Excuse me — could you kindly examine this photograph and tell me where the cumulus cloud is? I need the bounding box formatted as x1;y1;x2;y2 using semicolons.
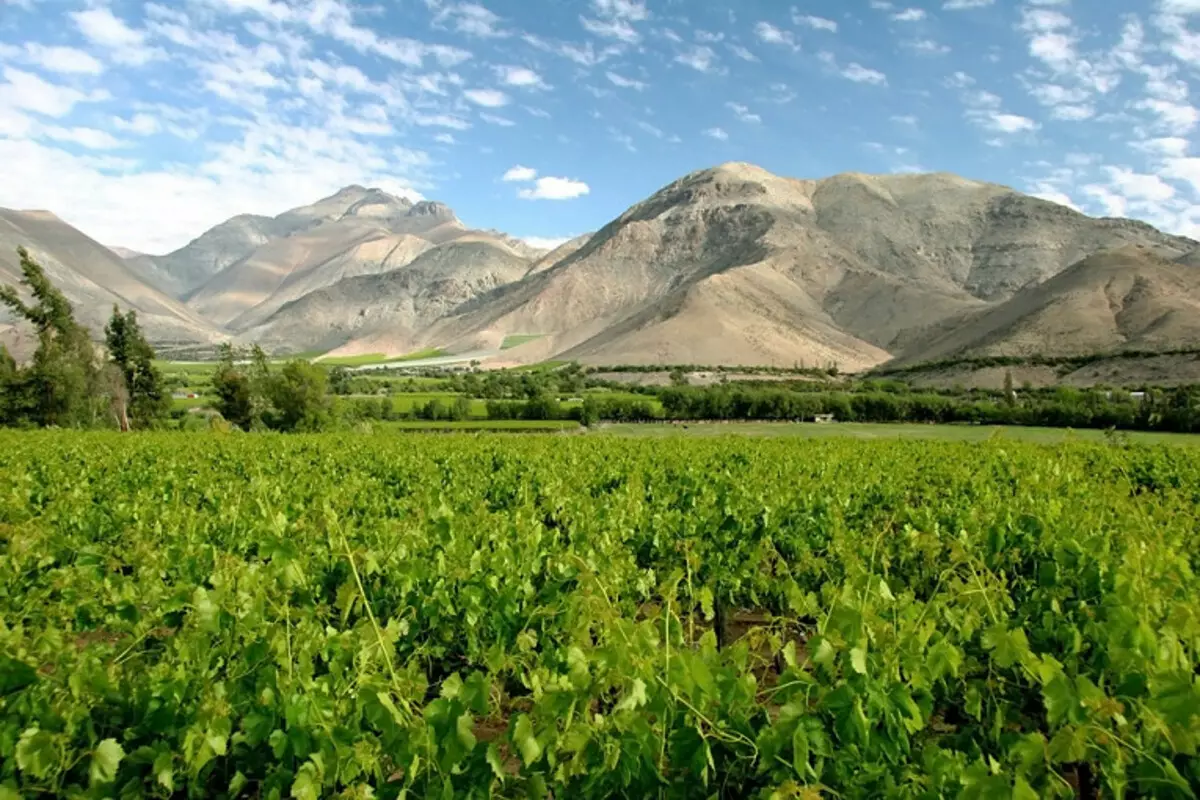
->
704;127;729;140
520;236;572;250
502;165;537;182
494;65;546;88
517;176;590;200
891;8;927;21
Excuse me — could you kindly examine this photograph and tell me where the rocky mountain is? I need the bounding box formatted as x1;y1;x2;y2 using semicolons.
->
889;246;1200;364
178;187;545;333
0;208;222;348
242;236;534;353
364;163;1193;370
5;164;1198;371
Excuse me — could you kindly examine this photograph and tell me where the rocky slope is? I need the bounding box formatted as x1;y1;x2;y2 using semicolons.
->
243;237;533;353
390;163;1194;369
890;246;1200;364
0;208;223;346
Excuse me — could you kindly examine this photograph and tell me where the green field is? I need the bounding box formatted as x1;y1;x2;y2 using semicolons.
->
601;420;1200;445
2;431;1198;797
500;334;545;350
382;419;580;432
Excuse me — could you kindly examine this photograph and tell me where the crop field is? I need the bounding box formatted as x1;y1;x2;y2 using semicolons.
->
602;421;1200;446
1;432;1198;798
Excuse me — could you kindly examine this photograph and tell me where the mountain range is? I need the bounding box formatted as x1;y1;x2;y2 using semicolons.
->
3;162;1200;372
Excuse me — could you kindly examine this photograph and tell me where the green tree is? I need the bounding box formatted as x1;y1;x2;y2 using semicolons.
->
1003;370;1016;407
268;360;330;431
0;247;101;427
212;343;256;430
0;344;18;425
105;306;169;429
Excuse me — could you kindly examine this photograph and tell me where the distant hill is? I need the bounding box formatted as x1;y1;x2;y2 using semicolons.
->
0;208;223;347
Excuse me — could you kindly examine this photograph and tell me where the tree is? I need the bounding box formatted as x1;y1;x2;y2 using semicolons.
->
1003;370;1016;407
268;360;330;431
212;343;256;430
0;247;101;427
105;306;169;429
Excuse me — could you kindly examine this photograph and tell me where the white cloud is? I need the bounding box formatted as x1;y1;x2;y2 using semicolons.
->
606;70;646;90
70;7;161;65
580;0;648;44
843;63;887;85
984;112;1038;133
503;165;538;182
42;126;125;150
943;0;993;8
906;39;950;55
636;120;664;138
111;113;160;135
431;2;509;38
22;44;104;75
479;112;515;126
495;65;546;88
433;132;457;144
517;176;590;200
704;127;729;140
794;13;838;32
728;44;759;62
0;67;109;117
463;88;510;107
726;102;761;123
1105;166;1176;202
891;114;918;125
892;8;926;21
1137;98;1200;135
675;45;718;73
755;22;797;48
520;235;571;250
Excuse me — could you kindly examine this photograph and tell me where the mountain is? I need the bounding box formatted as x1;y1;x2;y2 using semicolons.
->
370;163;1191;370
0;208;222;346
889;246;1200;364
242;236;533;353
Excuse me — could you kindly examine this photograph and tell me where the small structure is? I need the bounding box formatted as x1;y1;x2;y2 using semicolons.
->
813;413;836;424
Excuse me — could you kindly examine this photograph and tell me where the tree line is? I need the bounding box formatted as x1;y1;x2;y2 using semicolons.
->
0;248;169;429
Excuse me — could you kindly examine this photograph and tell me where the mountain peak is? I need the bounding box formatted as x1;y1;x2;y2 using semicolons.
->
408;200;456;221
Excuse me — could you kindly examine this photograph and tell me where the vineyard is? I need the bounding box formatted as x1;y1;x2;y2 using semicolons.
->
1;432;1199;798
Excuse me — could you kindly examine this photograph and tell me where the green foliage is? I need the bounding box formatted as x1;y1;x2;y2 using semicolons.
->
267;360;330;431
105;306;170;429
0;247;103;427
2;432;1199;796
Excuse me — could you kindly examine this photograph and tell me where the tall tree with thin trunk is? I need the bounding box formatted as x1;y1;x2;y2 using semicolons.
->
105;305;169;429
0;247;101;427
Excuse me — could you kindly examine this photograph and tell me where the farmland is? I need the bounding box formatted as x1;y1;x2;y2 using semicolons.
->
1;432;1198;797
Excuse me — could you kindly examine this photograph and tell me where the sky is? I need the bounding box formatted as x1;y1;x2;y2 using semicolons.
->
0;0;1199;255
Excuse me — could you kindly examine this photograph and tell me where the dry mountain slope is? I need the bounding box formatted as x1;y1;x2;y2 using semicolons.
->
243;237;533;354
183;188;544;333
0;208;222;345
890;246;1200;364
407;162;1193;369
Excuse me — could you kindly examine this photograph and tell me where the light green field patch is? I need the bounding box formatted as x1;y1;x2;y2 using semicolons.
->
500;334;545;350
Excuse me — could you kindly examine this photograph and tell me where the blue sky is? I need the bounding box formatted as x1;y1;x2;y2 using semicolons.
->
0;0;1197;254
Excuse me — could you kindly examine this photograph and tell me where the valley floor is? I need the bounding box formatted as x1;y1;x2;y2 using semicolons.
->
598;420;1200;446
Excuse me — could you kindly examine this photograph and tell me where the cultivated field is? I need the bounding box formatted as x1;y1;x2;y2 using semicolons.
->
2;432;1198;797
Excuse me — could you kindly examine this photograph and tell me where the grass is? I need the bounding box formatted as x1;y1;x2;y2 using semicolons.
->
500;334;545;350
171;395;213;411
380;420;580;432
317;353;390;366
598;421;1200;446
390;347;448;362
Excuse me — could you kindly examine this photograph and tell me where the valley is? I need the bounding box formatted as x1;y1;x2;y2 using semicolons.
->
4;162;1199;384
